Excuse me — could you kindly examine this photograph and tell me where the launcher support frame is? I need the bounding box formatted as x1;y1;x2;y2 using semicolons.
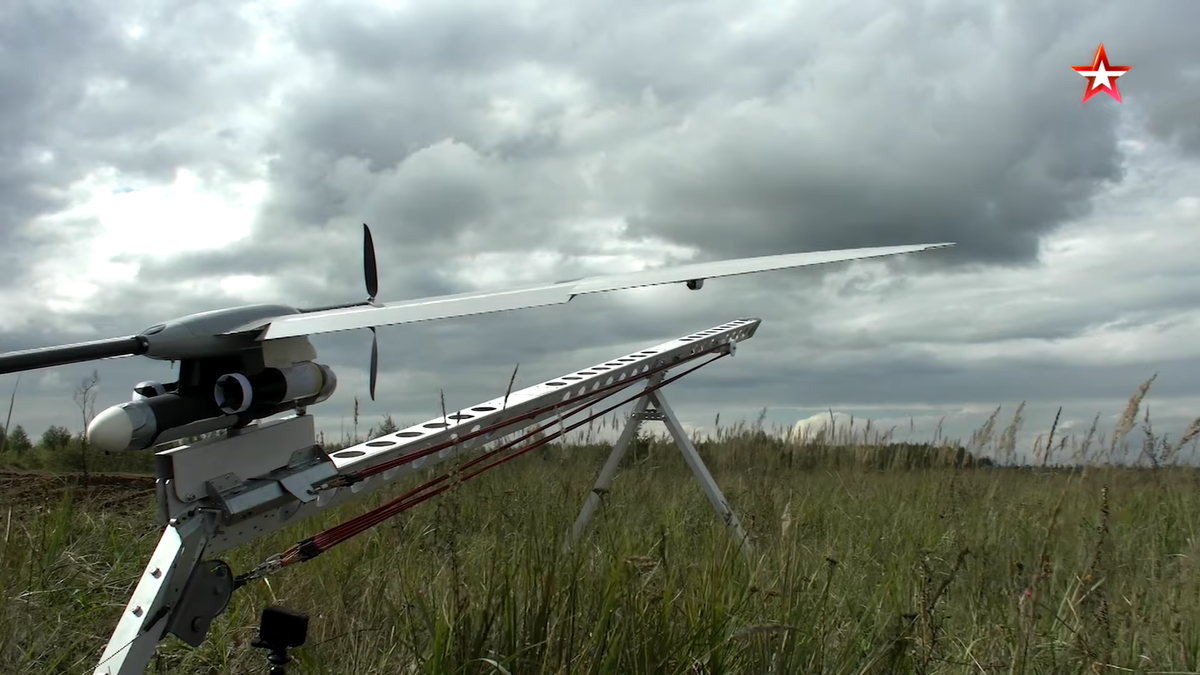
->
565;373;753;560
93;318;762;675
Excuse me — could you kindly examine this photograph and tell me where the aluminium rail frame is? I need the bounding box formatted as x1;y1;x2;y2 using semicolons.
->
94;317;763;675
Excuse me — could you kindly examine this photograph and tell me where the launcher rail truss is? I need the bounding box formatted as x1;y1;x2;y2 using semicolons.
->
93;318;763;675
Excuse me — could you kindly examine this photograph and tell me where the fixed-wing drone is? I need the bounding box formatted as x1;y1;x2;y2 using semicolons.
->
0;226;952;675
0;225;952;455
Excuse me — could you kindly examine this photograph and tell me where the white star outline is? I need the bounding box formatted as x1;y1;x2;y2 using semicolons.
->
1076;61;1127;91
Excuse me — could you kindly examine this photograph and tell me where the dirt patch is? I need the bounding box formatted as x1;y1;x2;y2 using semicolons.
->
0;469;155;513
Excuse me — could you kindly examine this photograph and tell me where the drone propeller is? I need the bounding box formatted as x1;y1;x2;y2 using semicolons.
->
369;330;379;401
363;223;380;401
363;223;379;303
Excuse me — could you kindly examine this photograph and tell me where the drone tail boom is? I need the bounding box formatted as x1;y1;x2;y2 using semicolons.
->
0;335;149;375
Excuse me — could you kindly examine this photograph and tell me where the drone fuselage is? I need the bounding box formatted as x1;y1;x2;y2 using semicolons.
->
139;303;302;361
82;304;338;454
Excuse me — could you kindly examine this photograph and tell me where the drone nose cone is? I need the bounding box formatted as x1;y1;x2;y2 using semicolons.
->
87;406;134;453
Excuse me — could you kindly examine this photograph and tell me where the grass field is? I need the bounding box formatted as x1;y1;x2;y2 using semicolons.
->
1;389;1198;674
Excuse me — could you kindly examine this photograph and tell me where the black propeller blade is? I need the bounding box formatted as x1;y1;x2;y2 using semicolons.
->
363;223;379;303
363;224;380;400
282;224;384;399
369;328;378;401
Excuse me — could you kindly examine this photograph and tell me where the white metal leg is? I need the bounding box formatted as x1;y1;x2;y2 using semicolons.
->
566;375;661;548
650;388;753;560
94;516;207;675
565;378;753;561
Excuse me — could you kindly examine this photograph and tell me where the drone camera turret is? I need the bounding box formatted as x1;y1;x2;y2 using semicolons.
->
87;362;337;453
88;392;233;453
686;278;704;290
133;381;168;400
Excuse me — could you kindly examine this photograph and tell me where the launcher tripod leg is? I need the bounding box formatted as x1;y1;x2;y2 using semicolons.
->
566;374;661;547
566;375;754;561
648;388;754;560
93;514;211;675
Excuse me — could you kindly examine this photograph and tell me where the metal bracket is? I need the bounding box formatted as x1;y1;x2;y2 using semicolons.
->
164;560;235;647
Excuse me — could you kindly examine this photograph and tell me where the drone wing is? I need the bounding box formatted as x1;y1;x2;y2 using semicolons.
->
253;242;953;341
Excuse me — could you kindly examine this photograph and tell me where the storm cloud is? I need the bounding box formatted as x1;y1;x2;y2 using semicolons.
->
1;0;1198;464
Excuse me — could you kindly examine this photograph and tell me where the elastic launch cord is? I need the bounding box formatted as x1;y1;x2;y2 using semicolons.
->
234;350;728;586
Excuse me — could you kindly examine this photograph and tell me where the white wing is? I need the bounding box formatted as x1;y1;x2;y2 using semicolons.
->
250;242;953;340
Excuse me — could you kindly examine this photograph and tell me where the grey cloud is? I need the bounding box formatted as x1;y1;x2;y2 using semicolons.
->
124;221;466;309
288;1;547;77
1;2;118;276
1100;3;1200;156
710;343;1183;410
0;1;275;285
4;295;1190;457
610;56;1124;263
0;279;271;351
250;0;1197;278
2;0;1200;466
2;263;1197;466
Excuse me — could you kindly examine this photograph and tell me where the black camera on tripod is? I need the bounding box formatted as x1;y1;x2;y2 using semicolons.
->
250;606;308;674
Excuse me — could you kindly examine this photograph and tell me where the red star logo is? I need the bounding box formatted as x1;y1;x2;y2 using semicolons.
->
1071;43;1131;103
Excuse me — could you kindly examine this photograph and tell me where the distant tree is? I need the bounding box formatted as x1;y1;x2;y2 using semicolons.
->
377;414;399;436
41;425;73;452
7;425;32;455
0;373;19;455
73;370;100;483
353;396;360;442
363;414;399;441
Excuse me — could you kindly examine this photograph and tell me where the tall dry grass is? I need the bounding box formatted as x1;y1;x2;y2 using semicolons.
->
0;378;1197;674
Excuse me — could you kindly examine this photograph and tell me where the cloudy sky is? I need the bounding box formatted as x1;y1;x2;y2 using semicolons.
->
2;0;1197;463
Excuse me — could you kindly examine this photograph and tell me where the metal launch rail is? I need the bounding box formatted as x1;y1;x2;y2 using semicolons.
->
95;317;762;674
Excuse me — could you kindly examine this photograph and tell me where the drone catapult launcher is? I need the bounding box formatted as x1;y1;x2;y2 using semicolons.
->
0;225;953;674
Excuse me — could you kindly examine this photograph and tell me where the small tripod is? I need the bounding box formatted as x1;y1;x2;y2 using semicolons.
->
250;606;308;674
